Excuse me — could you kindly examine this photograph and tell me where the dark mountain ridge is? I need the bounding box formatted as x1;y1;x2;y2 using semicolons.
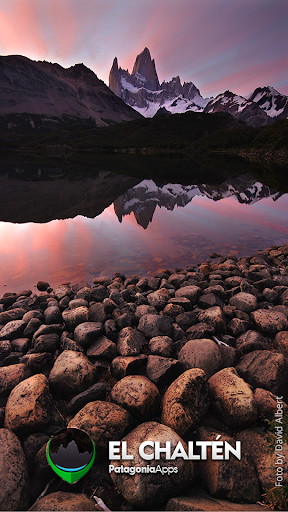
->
0;55;141;131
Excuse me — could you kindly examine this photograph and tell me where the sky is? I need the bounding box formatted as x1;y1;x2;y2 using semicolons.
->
0;0;287;98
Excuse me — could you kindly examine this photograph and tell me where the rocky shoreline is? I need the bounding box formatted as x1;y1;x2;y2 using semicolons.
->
0;243;288;511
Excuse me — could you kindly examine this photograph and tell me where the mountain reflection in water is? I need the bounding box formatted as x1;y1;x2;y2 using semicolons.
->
0;169;287;291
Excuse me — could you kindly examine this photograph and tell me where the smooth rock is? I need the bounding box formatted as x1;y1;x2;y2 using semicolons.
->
44;306;62;324
88;302;106;323
208;367;257;429
32;333;59;353
111;375;160;420
49;350;95;398
0;428;29;510
53;284;72;301
162;369;209;436
178;339;222;379
110;421;194;509
68;400;132;449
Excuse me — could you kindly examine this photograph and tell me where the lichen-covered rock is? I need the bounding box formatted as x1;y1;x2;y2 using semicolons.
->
208;367;257;429
49;350;95;398
178;339;222;379
68;400;132;449
110;421;194;509
5;374;52;434
162;369;209;436
0;428;29;510
111;375;160;420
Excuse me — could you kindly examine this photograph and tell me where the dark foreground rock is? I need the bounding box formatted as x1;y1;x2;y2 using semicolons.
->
1;242;288;510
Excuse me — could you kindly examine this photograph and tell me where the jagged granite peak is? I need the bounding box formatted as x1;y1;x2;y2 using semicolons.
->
131;47;160;91
204;90;272;127
0;54;142;131
246;86;288;119
109;47;210;117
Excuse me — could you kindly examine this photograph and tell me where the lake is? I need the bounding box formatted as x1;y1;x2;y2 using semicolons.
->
0;154;287;292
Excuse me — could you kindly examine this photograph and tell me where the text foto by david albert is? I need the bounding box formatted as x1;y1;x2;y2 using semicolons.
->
109;438;241;461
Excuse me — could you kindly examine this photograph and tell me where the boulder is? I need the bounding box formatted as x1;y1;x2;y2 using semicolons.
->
49;350;95;398
175;285;201;304
208;367;257;429
66;382;110;416
32;333;59;353
146;355;186;386
148;335;174;357
0;319;26;340
178;339;222;379
273;331;288;354
236;350;288;394
68;400;132;449
254;388;288;420
23;432;50;473
229;292;257;313
0;363;31;397
28;491;101;511
198;306;226;333
161;369;209;435
186;322;215;339
110;355;147;379
236;330;270;354
138;314;173;338
53;284;72;301
44;306;62;325
89;302;106;323
166;491;268;511
74;321;103;348
251;309;288;334
87;335;117;359
197;427;260;503
0;428;29;510
5;374;52;434
111;375;160;420
117;326;147;356
110;421;194;509
62;306;89;331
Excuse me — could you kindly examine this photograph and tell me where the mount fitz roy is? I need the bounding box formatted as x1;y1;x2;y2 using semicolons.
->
109;47;288;126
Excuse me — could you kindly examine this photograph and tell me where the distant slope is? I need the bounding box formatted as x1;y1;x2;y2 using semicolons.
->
0;55;142;131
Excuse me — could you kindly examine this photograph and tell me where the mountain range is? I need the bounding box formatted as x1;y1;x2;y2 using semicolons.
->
109;48;288;127
0;55;141;131
114;176;281;229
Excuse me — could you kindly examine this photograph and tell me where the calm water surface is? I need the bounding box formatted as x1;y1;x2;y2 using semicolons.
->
0;167;287;292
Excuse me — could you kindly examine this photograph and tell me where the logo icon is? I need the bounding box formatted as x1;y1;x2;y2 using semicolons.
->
47;427;95;484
